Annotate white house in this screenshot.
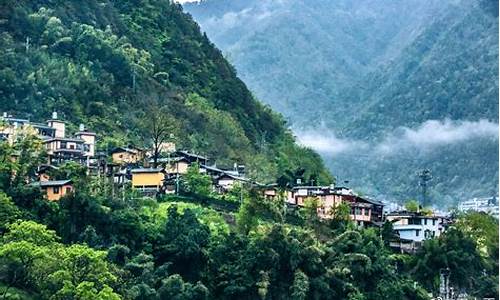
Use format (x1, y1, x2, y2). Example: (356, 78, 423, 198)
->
(385, 211, 448, 242)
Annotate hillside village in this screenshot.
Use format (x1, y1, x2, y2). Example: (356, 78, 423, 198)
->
(0, 111, 470, 254)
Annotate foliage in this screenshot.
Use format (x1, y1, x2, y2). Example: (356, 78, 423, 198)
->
(0, 221, 120, 299)
(0, 0, 331, 184)
(182, 163, 213, 197)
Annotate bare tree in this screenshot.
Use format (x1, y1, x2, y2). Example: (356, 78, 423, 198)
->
(141, 94, 174, 168)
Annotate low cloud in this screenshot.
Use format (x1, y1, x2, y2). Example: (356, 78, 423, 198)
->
(200, 1, 284, 32)
(295, 130, 367, 155)
(376, 119, 499, 154)
(296, 119, 499, 156)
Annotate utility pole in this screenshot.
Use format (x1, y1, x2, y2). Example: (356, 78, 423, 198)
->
(439, 268, 451, 300)
(418, 169, 432, 207)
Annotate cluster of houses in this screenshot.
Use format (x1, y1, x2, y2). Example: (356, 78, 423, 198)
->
(458, 196, 499, 218)
(1, 112, 453, 253)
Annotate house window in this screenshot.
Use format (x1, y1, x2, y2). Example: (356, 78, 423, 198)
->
(415, 229, 420, 237)
(69, 144, 75, 149)
(409, 218, 421, 225)
(61, 142, 67, 149)
(364, 209, 369, 216)
(424, 219, 428, 225)
(432, 219, 436, 226)
(66, 187, 71, 194)
(53, 187, 60, 194)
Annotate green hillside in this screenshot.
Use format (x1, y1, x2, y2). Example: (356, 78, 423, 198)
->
(185, 0, 499, 206)
(338, 0, 499, 137)
(0, 0, 331, 184)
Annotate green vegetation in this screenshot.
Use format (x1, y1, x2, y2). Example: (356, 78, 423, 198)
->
(0, 1, 498, 299)
(0, 0, 331, 185)
(0, 139, 497, 299)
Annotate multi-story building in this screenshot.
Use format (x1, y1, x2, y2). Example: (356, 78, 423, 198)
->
(1, 112, 96, 166)
(286, 185, 384, 226)
(385, 211, 449, 253)
(458, 196, 499, 218)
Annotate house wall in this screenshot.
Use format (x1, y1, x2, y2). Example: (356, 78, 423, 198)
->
(45, 184, 73, 201)
(166, 161, 189, 174)
(113, 152, 138, 164)
(132, 172, 164, 188)
(218, 178, 235, 189)
(48, 121, 65, 138)
(391, 216, 444, 242)
(78, 134, 95, 157)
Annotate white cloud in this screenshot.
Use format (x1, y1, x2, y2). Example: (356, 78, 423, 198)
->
(295, 130, 367, 155)
(376, 119, 499, 154)
(296, 119, 499, 156)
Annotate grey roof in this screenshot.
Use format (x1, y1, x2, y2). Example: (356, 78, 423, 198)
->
(149, 156, 188, 163)
(31, 122, 56, 130)
(76, 131, 96, 136)
(174, 150, 208, 161)
(31, 180, 72, 187)
(363, 197, 384, 206)
(4, 117, 29, 123)
(217, 172, 247, 182)
(111, 147, 138, 154)
(131, 168, 163, 173)
(201, 164, 225, 173)
(44, 137, 85, 143)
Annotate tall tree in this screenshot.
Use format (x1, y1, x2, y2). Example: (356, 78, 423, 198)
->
(140, 94, 175, 168)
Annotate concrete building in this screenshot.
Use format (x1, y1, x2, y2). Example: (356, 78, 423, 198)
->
(385, 211, 448, 253)
(458, 196, 498, 218)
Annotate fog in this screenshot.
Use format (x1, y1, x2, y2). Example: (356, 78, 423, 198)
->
(296, 119, 499, 156)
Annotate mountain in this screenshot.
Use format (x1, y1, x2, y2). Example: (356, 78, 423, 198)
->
(184, 0, 499, 206)
(0, 0, 332, 184)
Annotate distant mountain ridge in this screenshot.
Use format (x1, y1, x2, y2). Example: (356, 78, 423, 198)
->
(184, 0, 499, 206)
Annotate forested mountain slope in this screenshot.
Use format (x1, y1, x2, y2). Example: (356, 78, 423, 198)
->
(0, 0, 331, 184)
(337, 0, 499, 137)
(185, 0, 499, 206)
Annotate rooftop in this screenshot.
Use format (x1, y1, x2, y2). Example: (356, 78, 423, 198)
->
(131, 168, 164, 173)
(31, 179, 72, 187)
(44, 137, 86, 143)
(111, 147, 139, 154)
(174, 150, 208, 161)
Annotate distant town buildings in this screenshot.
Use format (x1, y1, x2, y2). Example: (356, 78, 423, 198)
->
(458, 196, 499, 218)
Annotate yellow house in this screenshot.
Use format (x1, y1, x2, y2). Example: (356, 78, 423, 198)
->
(33, 179, 73, 201)
(131, 168, 165, 191)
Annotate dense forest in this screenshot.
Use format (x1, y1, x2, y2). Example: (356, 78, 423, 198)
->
(0, 133, 498, 299)
(184, 0, 499, 206)
(0, 0, 331, 185)
(0, 0, 498, 299)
